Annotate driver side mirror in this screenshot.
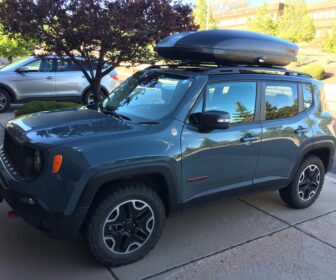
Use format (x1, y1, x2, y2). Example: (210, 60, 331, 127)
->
(16, 66, 30, 73)
(190, 111, 230, 130)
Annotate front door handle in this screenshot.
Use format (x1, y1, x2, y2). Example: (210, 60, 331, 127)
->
(241, 135, 260, 143)
(46, 76, 54, 80)
(295, 126, 309, 135)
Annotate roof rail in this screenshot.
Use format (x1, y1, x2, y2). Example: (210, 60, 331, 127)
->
(204, 66, 312, 78)
(146, 64, 312, 78)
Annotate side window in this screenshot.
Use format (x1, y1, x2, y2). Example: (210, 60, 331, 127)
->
(24, 59, 41, 71)
(264, 82, 298, 120)
(24, 59, 54, 72)
(205, 81, 257, 124)
(57, 59, 78, 71)
(302, 83, 313, 109)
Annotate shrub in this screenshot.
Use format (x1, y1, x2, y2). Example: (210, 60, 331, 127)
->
(299, 64, 326, 80)
(16, 101, 80, 116)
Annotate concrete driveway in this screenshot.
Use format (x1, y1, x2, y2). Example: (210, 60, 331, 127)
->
(1, 110, 336, 280)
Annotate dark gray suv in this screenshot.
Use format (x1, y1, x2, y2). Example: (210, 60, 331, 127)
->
(0, 64, 334, 266)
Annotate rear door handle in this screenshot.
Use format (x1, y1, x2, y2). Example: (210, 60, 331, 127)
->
(241, 135, 260, 143)
(46, 76, 54, 80)
(295, 126, 309, 135)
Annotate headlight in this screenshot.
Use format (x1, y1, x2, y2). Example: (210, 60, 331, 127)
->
(33, 150, 42, 172)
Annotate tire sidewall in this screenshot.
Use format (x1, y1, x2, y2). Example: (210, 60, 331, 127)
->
(290, 156, 325, 208)
(87, 189, 165, 265)
(0, 90, 11, 113)
(83, 89, 107, 105)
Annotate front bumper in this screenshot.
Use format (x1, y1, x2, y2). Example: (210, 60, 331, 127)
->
(0, 173, 86, 239)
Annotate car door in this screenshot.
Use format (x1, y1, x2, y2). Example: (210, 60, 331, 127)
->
(253, 81, 314, 188)
(181, 80, 262, 202)
(55, 58, 87, 98)
(14, 58, 56, 100)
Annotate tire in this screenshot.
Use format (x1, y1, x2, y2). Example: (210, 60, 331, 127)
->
(83, 89, 107, 105)
(84, 181, 166, 267)
(279, 155, 325, 209)
(0, 89, 11, 113)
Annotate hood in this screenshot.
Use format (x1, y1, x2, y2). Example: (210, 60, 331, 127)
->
(6, 107, 148, 146)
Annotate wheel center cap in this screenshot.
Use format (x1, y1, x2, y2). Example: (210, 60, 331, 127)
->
(124, 220, 136, 232)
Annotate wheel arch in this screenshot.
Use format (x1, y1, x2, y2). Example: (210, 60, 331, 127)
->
(75, 164, 180, 232)
(291, 141, 335, 180)
(0, 83, 16, 103)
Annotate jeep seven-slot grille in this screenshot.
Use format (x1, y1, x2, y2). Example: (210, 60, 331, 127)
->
(1, 130, 33, 179)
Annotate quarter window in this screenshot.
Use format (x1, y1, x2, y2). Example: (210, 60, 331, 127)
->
(302, 83, 313, 109)
(264, 82, 298, 120)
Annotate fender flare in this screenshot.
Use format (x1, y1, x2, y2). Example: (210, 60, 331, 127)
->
(289, 141, 335, 181)
(73, 163, 180, 223)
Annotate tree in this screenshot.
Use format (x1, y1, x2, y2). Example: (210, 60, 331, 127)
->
(232, 101, 253, 124)
(0, 0, 197, 103)
(277, 0, 315, 43)
(247, 4, 278, 36)
(324, 27, 336, 53)
(0, 25, 35, 62)
(193, 0, 217, 30)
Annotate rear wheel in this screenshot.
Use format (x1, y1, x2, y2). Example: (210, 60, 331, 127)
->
(0, 89, 11, 113)
(84, 181, 166, 267)
(279, 156, 325, 209)
(83, 89, 107, 105)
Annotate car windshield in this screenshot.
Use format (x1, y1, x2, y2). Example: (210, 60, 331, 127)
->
(101, 71, 193, 121)
(0, 57, 30, 72)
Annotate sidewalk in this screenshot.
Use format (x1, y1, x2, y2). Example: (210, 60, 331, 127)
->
(0, 110, 336, 280)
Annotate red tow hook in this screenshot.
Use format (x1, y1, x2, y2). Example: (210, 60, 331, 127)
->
(8, 210, 18, 220)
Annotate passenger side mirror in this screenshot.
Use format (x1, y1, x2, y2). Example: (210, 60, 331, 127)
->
(16, 66, 30, 73)
(199, 111, 230, 130)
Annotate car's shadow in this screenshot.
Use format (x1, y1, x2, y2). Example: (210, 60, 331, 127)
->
(0, 203, 110, 280)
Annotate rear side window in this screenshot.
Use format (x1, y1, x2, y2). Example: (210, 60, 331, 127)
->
(264, 82, 298, 120)
(57, 59, 78, 71)
(302, 83, 313, 109)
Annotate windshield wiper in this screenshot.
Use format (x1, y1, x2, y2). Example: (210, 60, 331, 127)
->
(101, 106, 131, 121)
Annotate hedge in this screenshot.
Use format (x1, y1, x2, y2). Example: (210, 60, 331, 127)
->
(16, 101, 80, 116)
(299, 64, 326, 80)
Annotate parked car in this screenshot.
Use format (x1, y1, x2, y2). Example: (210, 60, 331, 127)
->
(0, 30, 335, 267)
(0, 56, 119, 112)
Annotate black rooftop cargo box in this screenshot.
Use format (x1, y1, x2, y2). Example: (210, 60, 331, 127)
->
(156, 30, 298, 66)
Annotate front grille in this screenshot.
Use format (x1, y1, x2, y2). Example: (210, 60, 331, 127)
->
(1, 130, 34, 179)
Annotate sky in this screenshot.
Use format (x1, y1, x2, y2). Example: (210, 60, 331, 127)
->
(183, 0, 323, 7)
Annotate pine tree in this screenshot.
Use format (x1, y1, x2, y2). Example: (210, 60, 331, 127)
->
(233, 101, 253, 124)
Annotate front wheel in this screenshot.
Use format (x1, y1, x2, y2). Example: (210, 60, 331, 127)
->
(84, 181, 166, 267)
(0, 89, 11, 113)
(279, 155, 325, 209)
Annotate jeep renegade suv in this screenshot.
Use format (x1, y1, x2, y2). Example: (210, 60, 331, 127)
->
(0, 64, 334, 266)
